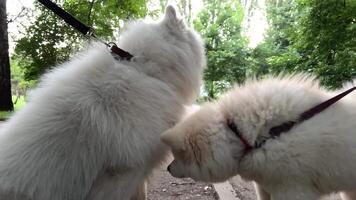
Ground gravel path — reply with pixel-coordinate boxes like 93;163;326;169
147;161;217;200
229;176;342;200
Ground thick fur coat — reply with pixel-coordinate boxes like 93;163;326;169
0;6;205;200
162;74;356;200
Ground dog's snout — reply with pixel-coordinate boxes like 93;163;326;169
167;164;171;172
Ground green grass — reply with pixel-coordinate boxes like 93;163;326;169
0;96;26;121
13;96;26;110
0;111;11;120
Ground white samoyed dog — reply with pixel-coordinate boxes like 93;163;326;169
0;6;205;200
161;74;356;200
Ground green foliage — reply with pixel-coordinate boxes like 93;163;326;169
12;96;26;110
0;112;10;120
14;0;147;81
295;0;356;88
63;0;147;38
252;0;356;89
248;0;302;77
194;0;248;99
10;0;356;103
10;57;36;95
0;96;26;120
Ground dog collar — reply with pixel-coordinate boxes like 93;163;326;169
227;86;356;156
226;118;253;157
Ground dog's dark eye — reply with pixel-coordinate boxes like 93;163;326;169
227;119;241;137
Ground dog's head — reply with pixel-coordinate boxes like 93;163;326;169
161;104;248;182
118;6;206;104
161;75;324;183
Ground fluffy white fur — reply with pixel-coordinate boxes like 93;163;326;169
0;6;205;200
162;74;356;200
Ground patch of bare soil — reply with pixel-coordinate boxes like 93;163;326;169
147;163;217;200
229;176;342;200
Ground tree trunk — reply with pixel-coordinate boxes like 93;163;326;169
0;0;14;111
187;0;192;26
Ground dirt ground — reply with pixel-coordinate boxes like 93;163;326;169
147;162;217;200
229;176;342;200
147;170;343;200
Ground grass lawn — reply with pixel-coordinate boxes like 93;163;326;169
0;96;26;121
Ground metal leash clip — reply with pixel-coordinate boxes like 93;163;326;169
38;0;133;61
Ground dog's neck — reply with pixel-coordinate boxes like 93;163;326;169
222;85;312;142
228;86;356;173
226;84;356;185
256;86;356;147
128;56;202;105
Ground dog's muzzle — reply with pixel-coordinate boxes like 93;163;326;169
166;162;185;178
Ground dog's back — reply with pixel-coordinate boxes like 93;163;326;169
0;6;205;200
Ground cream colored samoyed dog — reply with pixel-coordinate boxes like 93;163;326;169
0;6;205;200
161;75;356;200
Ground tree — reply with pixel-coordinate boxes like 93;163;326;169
0;0;13;111
155;0;193;26
194;0;248;99
10;56;35;102
14;0;147;82
250;0;356;89
294;0;356;88
260;0;302;74
175;0;193;26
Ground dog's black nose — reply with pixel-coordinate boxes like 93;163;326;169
167;165;171;172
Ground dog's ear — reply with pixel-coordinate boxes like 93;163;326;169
161;129;184;150
163;5;185;30
164;5;177;22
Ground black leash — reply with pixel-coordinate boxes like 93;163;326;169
269;86;356;137
227;86;356;152
37;0;133;61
